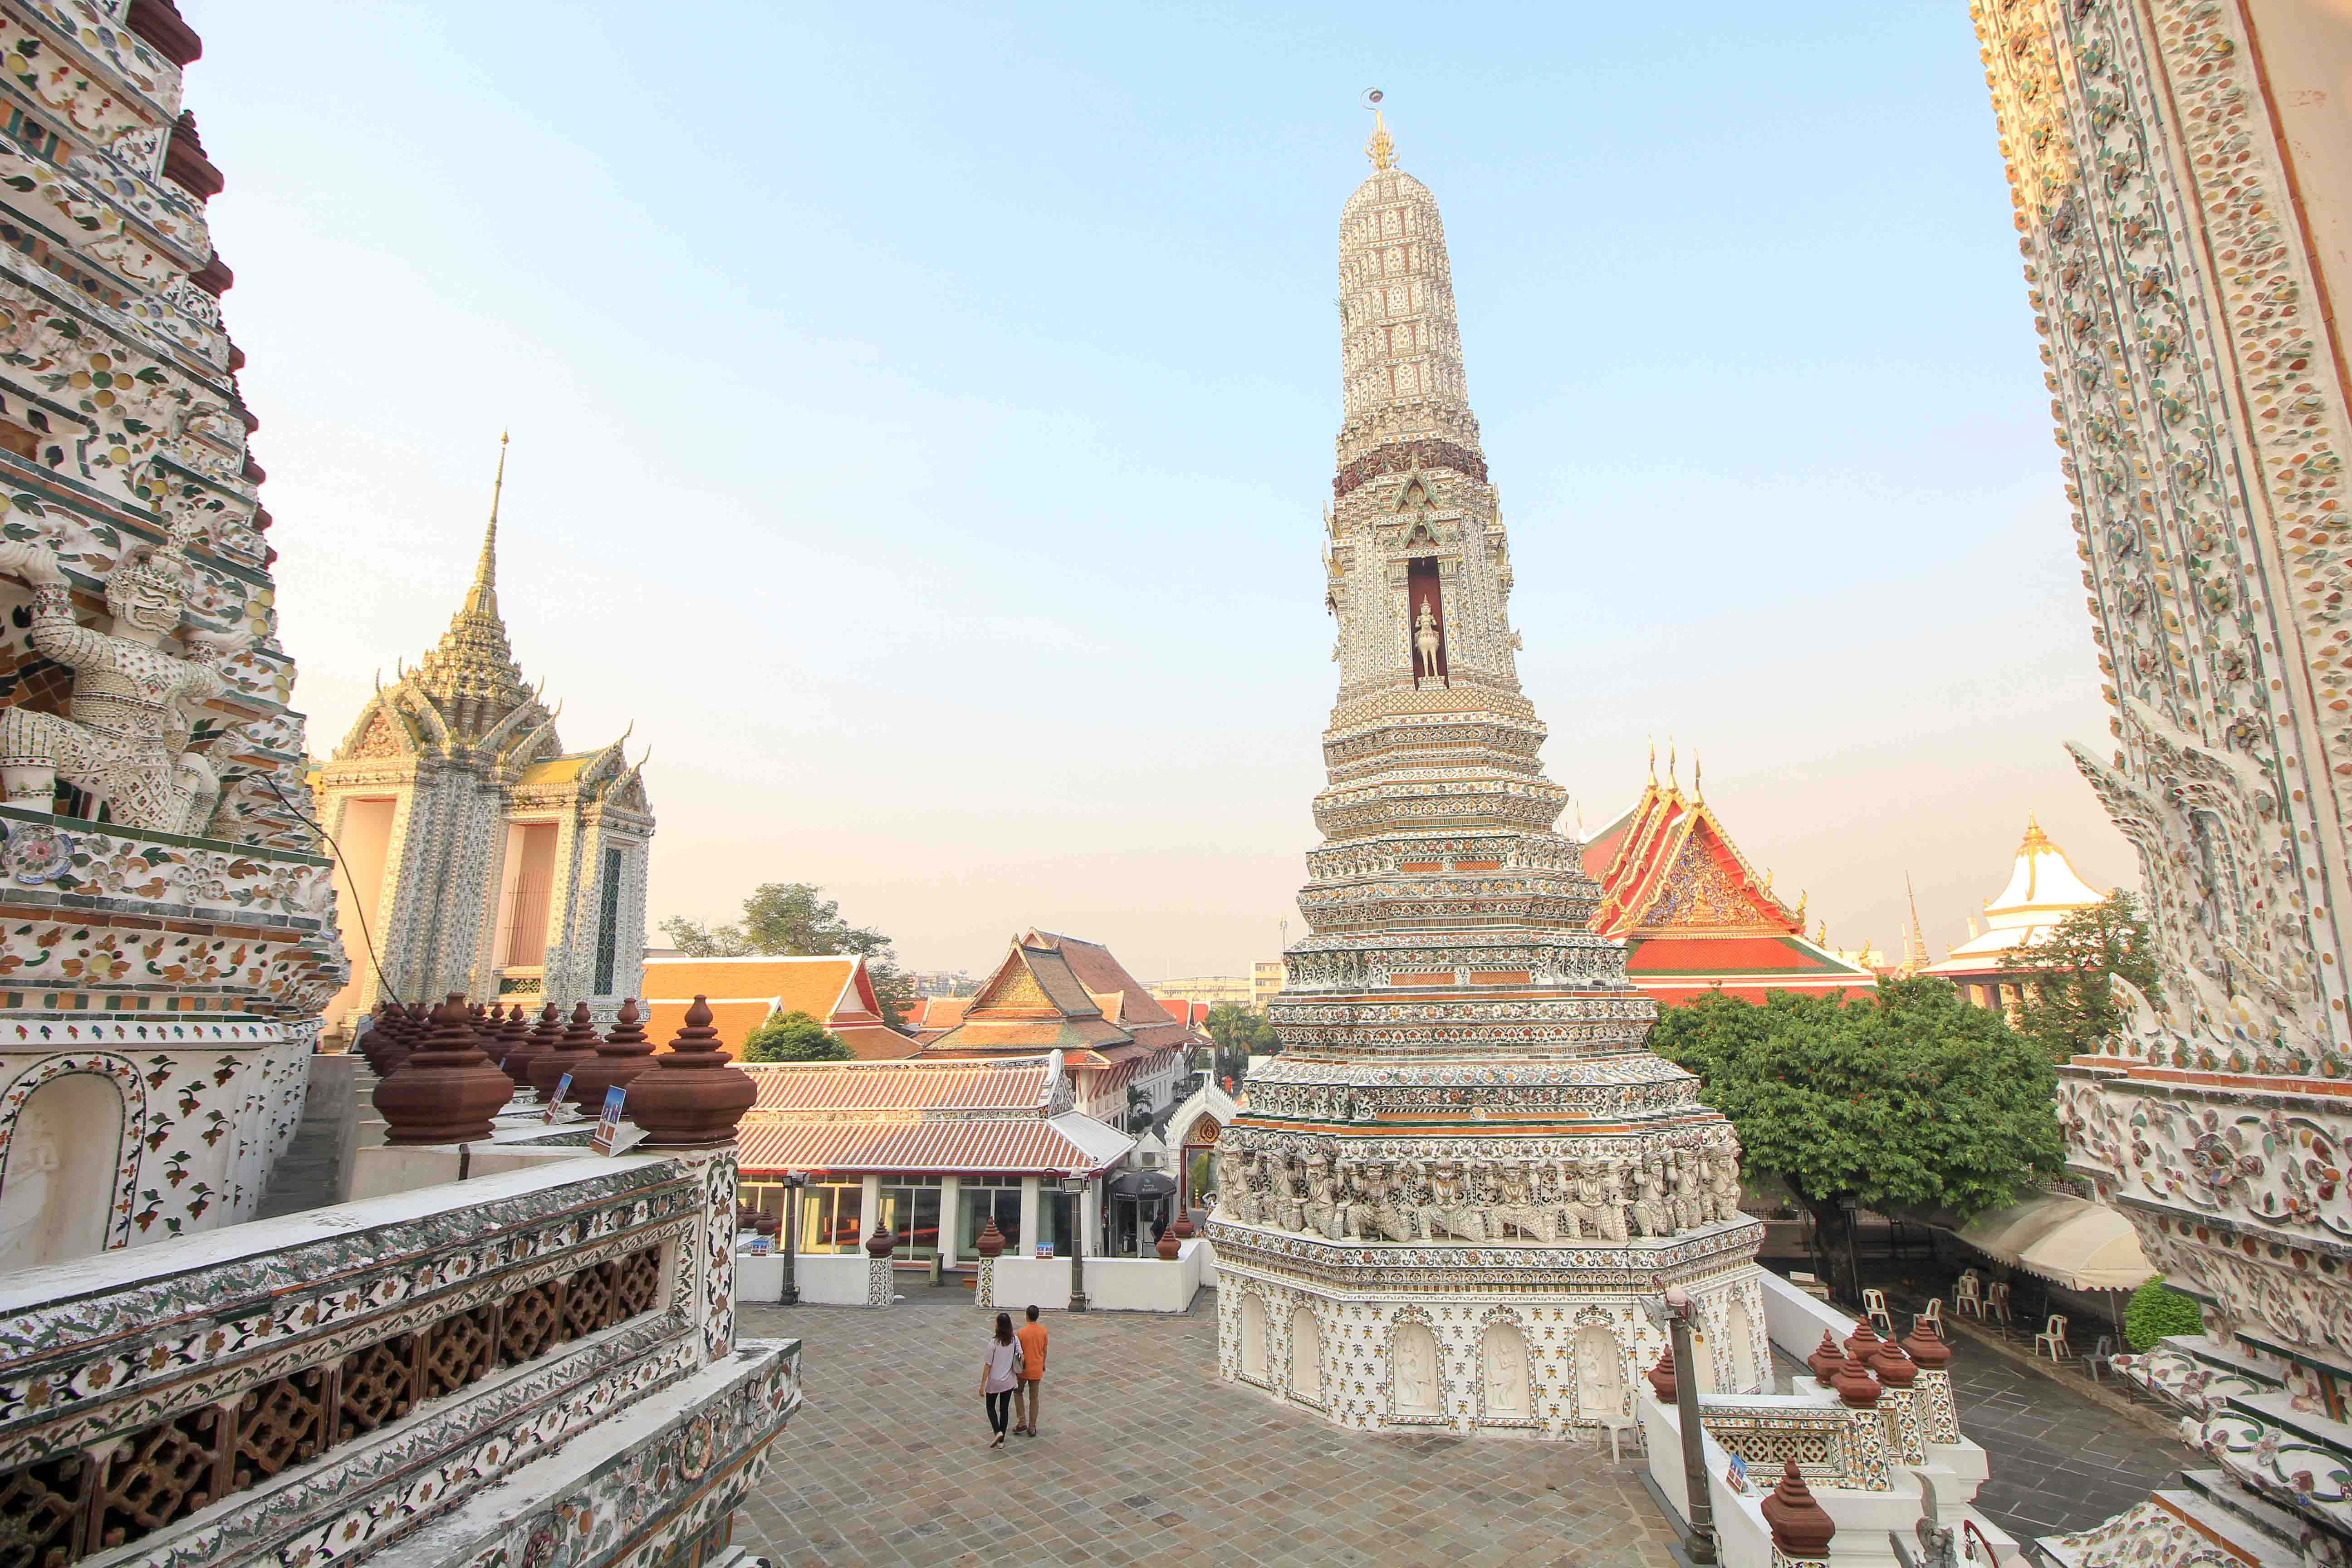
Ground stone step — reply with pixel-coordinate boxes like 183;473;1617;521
2180;1469;2310;1553
254;1111;345;1220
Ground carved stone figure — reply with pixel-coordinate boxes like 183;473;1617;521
0;535;249;834
1493;1162;1554;1242
1394;1322;1439;1415
1709;1137;1743;1222
1413;599;1443;687
1305;1148;1345;1240
0;1104;58;1267
1633;1154;1672;1238
1563;1161;1609;1240
1230;1150;1264;1226
1274;1153;1306;1233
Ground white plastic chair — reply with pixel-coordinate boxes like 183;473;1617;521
2035;1314;2071;1362
1915;1299;1945;1341
1953;1276;1982;1320
1862;1287;1894;1336
1601;1411;1642;1463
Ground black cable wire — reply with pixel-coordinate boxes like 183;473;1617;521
255;770;406;1013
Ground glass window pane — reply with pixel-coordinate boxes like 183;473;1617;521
834;1185;863;1250
911;1189;941;1258
995;1189;1021;1253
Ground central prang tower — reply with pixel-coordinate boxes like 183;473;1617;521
1208;115;1767;1437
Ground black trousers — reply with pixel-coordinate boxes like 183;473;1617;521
985;1389;1013;1435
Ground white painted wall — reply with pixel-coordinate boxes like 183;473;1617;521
735;1252;870;1306
989;1238;1203;1313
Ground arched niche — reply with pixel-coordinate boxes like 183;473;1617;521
1289;1307;1323;1402
1727;1294;1760;1393
1573;1322;1624;1425
1239;1292;1268;1384
1391;1320;1443;1419
0;1072;125;1269
1480;1320;1532;1422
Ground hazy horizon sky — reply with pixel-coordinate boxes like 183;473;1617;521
197;2;2133;980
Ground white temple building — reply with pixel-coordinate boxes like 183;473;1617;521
1923;816;2108;1014
311;441;653;1032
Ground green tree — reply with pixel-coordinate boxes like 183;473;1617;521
1204;1003;1279;1086
1650;977;2066;1304
2123;1279;2204;1351
659;882;916;1030
742;1009;852;1063
2009;892;2160;1061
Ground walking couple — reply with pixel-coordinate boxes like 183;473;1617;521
979;1304;1047;1447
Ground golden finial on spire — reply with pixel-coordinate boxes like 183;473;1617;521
1362;89;1396;171
1646;735;1656;780
472;431;508;599
2020;811;2052;853
1666;737;1678;793
1692;751;1703;804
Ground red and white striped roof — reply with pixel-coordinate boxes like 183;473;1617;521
736;1112;1129;1177
744;1054;1061;1114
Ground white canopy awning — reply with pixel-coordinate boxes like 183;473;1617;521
1955;1195;2153;1292
2015;1204;2154;1292
1956;1194;2082;1261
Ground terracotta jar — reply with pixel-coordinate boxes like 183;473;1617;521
529;1002;604;1101
1645;1344;1678;1403
362;1002;413;1076
1156;1225;1181;1260
1830;1350;1882;1409
626;994;758;1148
1843;1320;1882;1362
491;1002;532;1068
1759;1459;1837;1558
1901;1320;1952;1371
864;1221;896;1259
1170;1211;1196;1241
975;1216;1006;1259
373;992;515;1144
501;1002;562;1092
1807;1330;1844;1387
1871;1339;1918;1389
566;998;658;1112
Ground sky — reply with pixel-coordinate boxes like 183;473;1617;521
193;1;2132;980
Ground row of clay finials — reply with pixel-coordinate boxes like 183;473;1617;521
357;993;758;1149
1651;1316;1953;1559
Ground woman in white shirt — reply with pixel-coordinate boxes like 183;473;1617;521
979;1310;1023;1446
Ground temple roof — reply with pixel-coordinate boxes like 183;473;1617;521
1925;816;2110;977
1581;760;1872;1005
922;930;1199;1059
642;953;915;1061
321;441;647;806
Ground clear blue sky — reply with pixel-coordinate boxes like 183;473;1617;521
196;1;2129;977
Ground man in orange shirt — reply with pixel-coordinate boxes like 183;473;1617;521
1014;1303;1048;1437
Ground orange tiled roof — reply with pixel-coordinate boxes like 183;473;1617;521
743;1055;1059;1114
737;1118;1115;1177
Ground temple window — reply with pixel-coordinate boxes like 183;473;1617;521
876;1175;942;1259
797;1179;865;1253
493;821;558;969
957;1179;1022;1255
592;845;624;994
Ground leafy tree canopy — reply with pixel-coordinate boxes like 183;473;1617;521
660;882;915;1030
1650;977;2066;1228
742;1009;852;1063
2009;892;2159;1062
2124;1279;2203;1352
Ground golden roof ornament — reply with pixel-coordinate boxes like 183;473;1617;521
1362;88;1396;172
2019;811;2053;853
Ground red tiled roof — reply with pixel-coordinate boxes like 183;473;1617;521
1626;936;1860;975
642;955;866;1019
737;1118;1117;1176
744;1055;1058;1113
1025;930;1174;1028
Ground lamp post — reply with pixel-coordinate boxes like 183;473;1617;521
1664;1284;1717;1566
779;1171;806;1306
1061;1171;1089;1313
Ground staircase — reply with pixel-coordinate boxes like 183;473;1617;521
253;1107;341;1219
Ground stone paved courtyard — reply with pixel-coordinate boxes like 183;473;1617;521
736;1293;2195;1566
737;1299;1680;1568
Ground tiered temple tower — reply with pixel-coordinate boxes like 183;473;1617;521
1207;115;1767;1437
0;0;346;1266
311;442;653;1032
1978;5;2352;1565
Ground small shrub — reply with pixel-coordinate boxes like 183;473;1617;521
2123;1279;2204;1351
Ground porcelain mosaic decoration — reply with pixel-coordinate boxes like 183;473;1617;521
1207;114;1768;1437
1977;4;2352;1565
0;0;348;1271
